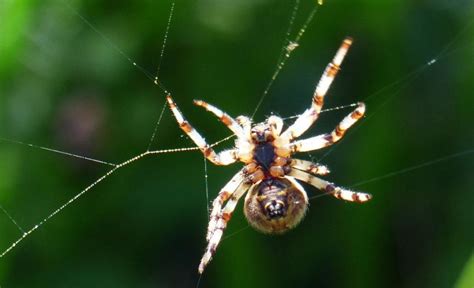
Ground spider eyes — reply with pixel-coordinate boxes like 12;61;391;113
251;129;274;143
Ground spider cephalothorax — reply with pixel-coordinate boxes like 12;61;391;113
167;37;372;274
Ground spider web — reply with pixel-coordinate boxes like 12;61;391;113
0;1;472;286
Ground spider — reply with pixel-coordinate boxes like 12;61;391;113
166;37;372;274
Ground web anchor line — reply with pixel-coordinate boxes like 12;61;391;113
314;23;474;165
147;2;177;151
0;205;25;234
0;135;233;259
0;137;117;167
0;0;244;259
251;1;322;119
308;148;474;201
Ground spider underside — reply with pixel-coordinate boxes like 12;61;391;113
167;37;372;274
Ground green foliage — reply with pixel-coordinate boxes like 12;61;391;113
456;252;474;288
0;0;473;287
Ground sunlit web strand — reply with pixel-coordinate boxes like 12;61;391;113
60;0;178;153
315;39;469;165
203;156;210;219
350;148;474;188
307;147;474;202
314;36;465;164
0;135;235;259
0;205;25;234
282;103;359;121
315;63;425;164
424;12;474;68
146;101;168;152
154;2;175;86
285;0;301;41
0;126;232;244
0;137;117;167
59;0;169;94
0;131;235;169
270;0;301;73
147;2;176;151
362;10;474;105
311;12;474;164
251;2;321;119
60;1;178;152
0;1;175;255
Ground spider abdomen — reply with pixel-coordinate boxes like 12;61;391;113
244;178;308;234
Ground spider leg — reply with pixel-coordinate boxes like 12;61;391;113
167;95;238;165
289;169;372;203
267;115;284;136
236;115;252;132
193;100;245;138
291;158;330;175
206;171;245;241
281;37;353;142
199;182;252;274
288;102;365;153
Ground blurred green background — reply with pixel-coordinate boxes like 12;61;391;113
0;0;473;287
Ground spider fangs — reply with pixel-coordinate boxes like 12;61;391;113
166;37;373;274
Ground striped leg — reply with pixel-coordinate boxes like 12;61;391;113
199;182;252;274
193;100;245;138
288;102;365;153
236;116;251;131
281;37;353;141
289;169;372;203
167;95;238;165
267;115;284;137
291;158;330;175
206;171;245;241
